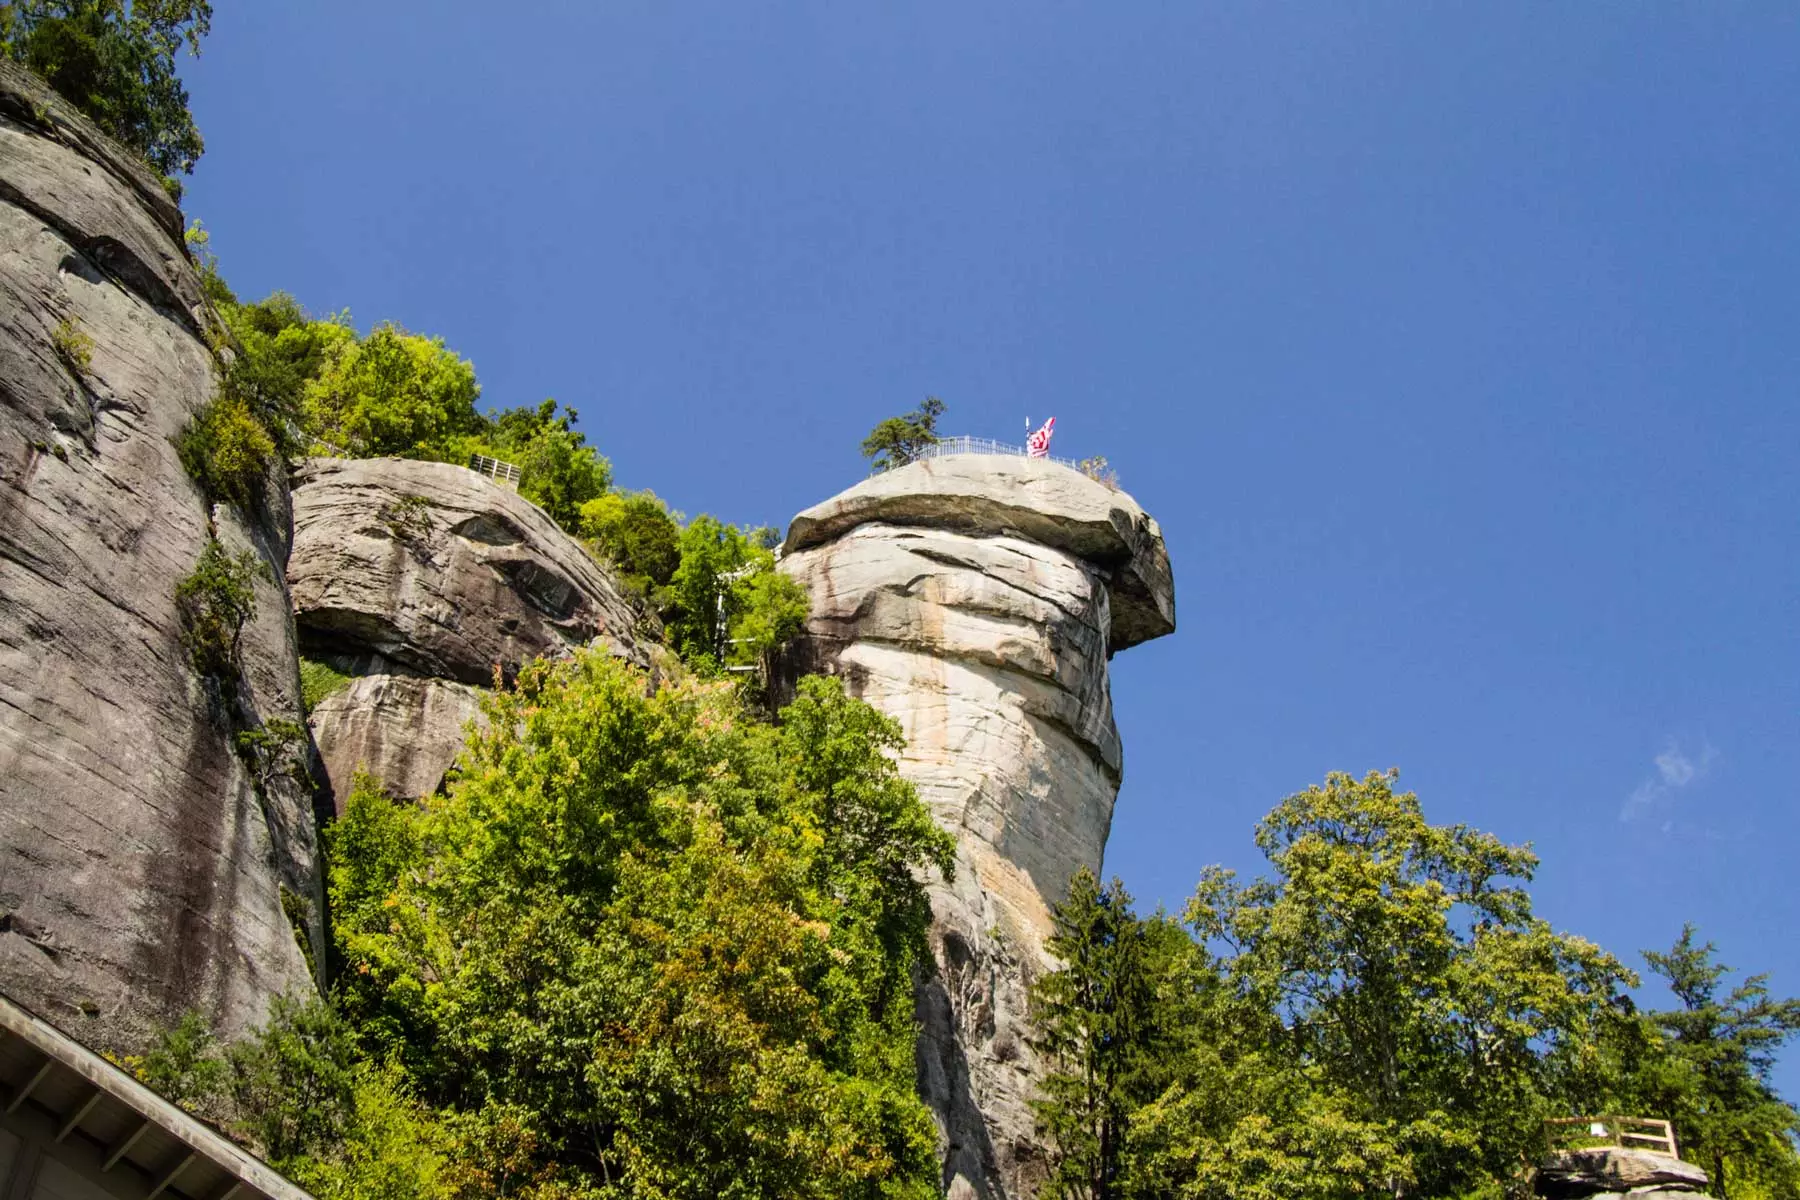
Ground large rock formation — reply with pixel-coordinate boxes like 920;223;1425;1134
0;61;320;1047
289;456;651;803
778;455;1175;1199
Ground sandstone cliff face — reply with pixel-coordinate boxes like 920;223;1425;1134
779;456;1175;1199
289;456;651;803
0;61;320;1046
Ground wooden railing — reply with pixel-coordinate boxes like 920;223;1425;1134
1544;1116;1679;1160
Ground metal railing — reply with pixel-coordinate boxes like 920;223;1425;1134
470;453;522;489
913;435;1081;471
1544;1116;1680;1160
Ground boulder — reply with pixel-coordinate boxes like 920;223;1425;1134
0;60;319;1050
289;456;649;684
778;455;1176;1199
1538;1148;1710;1198
308;670;484;806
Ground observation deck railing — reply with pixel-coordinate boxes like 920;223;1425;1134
1543;1116;1680;1160
913;435;1081;471
470;453;523;489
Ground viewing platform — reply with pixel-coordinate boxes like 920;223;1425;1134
914;434;1081;471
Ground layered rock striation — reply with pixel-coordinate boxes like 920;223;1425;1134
0;61;320;1047
289;456;651;804
1537;1147;1713;1200
778;455;1175;1199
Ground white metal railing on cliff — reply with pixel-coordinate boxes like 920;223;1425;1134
470;453;522;489
913;435;1082;471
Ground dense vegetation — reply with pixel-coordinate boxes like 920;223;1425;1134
1;0;212;192
139;652;956;1199
1029;771;1800;1200
861;396;944;472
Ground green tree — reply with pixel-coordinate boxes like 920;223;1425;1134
326;651;950;1198
173;536;263;689
305;324;484;461
1031;870;1164;1200
662;516;806;672
860;396;944;473
1150;770;1635;1199
1629;928;1800;1199
478;399;611;532
580;489;682;598
2;0;212;187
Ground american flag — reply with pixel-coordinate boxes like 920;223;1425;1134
1026;417;1056;458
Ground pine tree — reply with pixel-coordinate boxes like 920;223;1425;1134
1031;869;1158;1200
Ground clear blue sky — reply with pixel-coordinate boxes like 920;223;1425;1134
183;4;1799;1090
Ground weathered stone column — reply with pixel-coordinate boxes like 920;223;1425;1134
779;456;1175;1199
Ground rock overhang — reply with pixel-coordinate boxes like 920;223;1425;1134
782;455;1175;651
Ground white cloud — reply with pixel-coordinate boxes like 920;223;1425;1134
1621;739;1717;825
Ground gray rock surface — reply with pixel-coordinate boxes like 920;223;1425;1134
1538;1148;1710;1198
778;455;1176;1199
289;457;648;685
289;457;651;804
0;60;319;1050
308;670;484;805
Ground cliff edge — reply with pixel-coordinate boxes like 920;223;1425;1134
779;454;1176;1199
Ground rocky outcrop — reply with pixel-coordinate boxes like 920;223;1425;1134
0;61;320;1048
1537;1147;1712;1200
307;672;484;804
778;455;1175;1199
289;456;651;802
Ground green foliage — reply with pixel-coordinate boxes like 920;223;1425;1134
1029;870;1166;1200
227;993;360;1163
235;717;310;790
1033;770;1653;1200
177;393;277;508
1;0;212;184
305;324;484;461
218;291;351;458
580;489;682;599
130;1010;229;1113
475;399;611;531
326;651;950;1197
664;516;808;672
300;657;355;713
1622;928;1800;1199
173;537;263;688
51;313;94;374
860;396;944;473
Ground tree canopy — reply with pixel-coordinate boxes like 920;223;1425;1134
1031;771;1800;1200
2;0;212;186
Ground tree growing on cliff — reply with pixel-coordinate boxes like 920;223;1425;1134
861;396;945;473
2;0;212;188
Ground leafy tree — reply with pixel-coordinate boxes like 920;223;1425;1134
177;392;276;508
1625;928;1800;1199
663;515;807;673
861;396;944;473
173;536;264;689
326;651;951;1198
580;489;682;598
1135;771;1635;1199
477;399;611;531
1031;870;1165;1200
2;0;212;187
304;324;484;461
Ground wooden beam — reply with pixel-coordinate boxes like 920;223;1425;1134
54;1087;103;1142
102;1118;151;1171
146;1150;196;1199
3;1058;53;1113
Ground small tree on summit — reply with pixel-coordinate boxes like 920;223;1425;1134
861;396;944;472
